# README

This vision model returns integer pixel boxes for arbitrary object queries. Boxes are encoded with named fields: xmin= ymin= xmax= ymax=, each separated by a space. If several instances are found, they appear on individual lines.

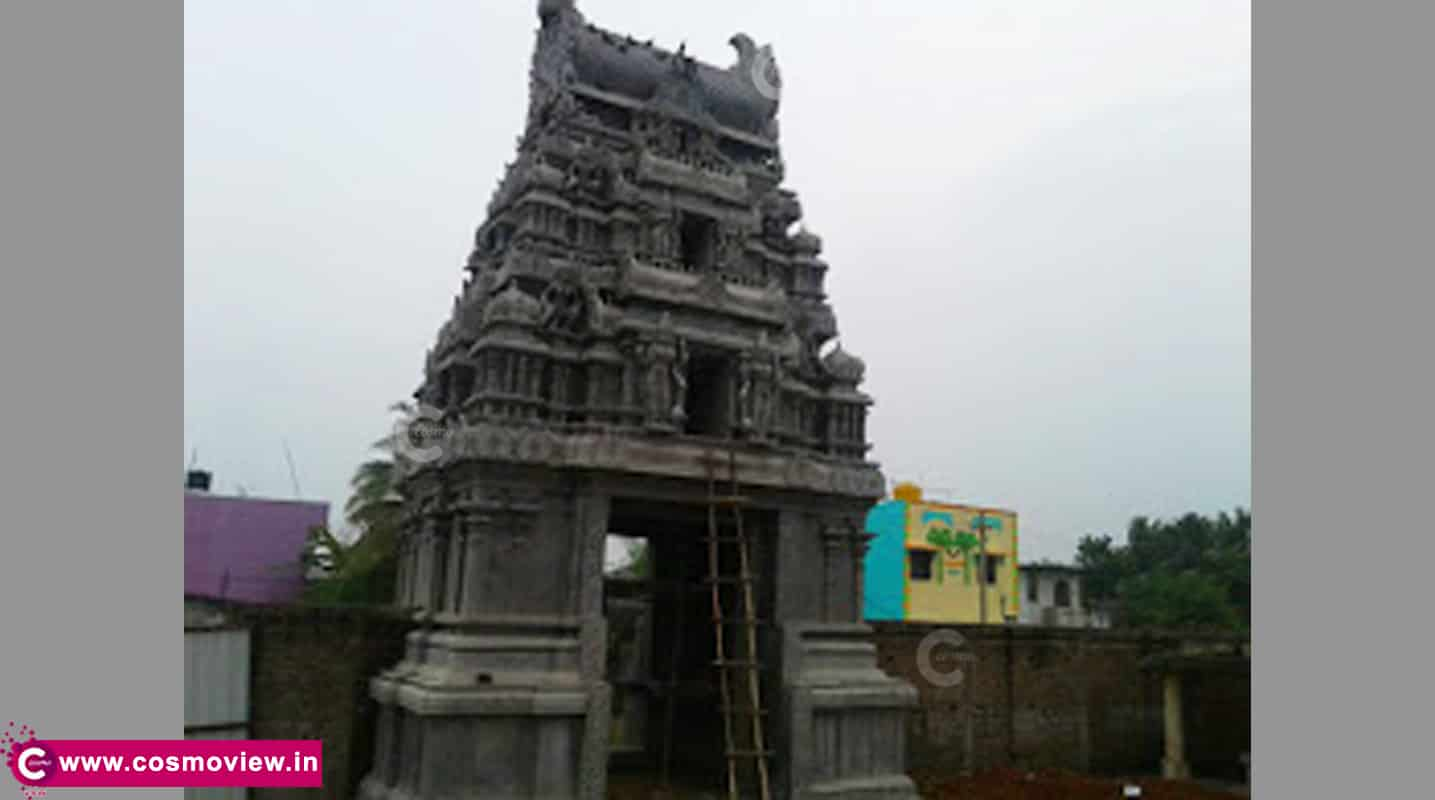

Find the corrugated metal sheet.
xmin=184 ymin=628 xmax=250 ymax=731
xmin=184 ymin=628 xmax=251 ymax=800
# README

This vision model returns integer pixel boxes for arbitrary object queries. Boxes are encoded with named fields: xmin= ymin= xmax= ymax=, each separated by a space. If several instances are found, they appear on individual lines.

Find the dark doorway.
xmin=603 ymin=498 xmax=777 ymax=795
xmin=679 ymin=212 xmax=716 ymax=272
xmin=683 ymin=352 xmax=733 ymax=437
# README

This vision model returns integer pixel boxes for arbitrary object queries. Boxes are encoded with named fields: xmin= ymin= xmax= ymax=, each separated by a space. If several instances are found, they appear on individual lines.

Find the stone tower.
xmin=358 ymin=2 xmax=920 ymax=797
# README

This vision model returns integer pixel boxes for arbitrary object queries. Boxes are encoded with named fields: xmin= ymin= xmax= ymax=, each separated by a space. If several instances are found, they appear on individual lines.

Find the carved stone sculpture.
xmin=670 ymin=337 xmax=689 ymax=426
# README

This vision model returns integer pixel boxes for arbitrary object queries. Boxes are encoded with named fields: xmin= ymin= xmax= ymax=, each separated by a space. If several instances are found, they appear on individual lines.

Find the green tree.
xmin=607 ymin=538 xmax=651 ymax=580
xmin=300 ymin=405 xmax=409 ymax=605
xmin=1120 ymin=571 xmax=1240 ymax=630
xmin=1076 ymin=508 xmax=1250 ymax=632
xmin=300 ymin=521 xmax=398 ymax=605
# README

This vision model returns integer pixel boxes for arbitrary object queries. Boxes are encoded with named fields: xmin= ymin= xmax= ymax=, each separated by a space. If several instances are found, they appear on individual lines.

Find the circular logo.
xmin=391 ymin=404 xmax=447 ymax=464
xmin=915 ymin=628 xmax=968 ymax=688
xmin=11 ymin=742 xmax=57 ymax=786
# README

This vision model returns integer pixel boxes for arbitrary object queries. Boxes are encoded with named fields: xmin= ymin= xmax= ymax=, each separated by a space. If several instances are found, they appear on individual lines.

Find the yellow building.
xmin=863 ymin=483 xmax=1019 ymax=624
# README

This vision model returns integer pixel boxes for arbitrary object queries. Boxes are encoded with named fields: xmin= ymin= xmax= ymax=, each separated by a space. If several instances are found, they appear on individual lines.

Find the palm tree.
xmin=345 ymin=458 xmax=399 ymax=533
xmin=301 ymin=403 xmax=411 ymax=605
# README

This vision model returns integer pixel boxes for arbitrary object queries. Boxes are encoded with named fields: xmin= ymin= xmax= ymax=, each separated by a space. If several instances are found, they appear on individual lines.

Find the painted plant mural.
xmin=922 ymin=511 xmax=1004 ymax=584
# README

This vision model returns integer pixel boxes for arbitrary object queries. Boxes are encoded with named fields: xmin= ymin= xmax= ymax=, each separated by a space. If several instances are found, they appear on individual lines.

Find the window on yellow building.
xmin=908 ymin=549 xmax=935 ymax=581
xmin=983 ymin=556 xmax=1003 ymax=585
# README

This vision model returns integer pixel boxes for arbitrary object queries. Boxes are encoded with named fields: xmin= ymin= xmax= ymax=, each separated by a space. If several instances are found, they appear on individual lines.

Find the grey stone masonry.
xmin=358 ymin=2 xmax=919 ymax=798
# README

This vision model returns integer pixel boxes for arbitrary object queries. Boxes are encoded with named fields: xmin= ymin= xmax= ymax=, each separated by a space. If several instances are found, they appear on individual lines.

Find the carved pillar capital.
xmin=472 ymin=493 xmax=542 ymax=552
xmin=820 ymin=517 xmax=853 ymax=550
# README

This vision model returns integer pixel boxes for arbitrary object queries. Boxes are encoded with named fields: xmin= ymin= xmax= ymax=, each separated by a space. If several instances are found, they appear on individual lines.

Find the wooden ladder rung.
xmin=702 ymin=576 xmax=755 ymax=585
xmin=647 ymin=580 xmax=764 ymax=594
xmin=719 ymin=706 xmax=769 ymax=716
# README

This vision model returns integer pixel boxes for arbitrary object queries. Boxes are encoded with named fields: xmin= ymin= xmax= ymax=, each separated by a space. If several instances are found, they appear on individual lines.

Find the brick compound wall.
xmin=223 ymin=610 xmax=1247 ymax=793
xmin=225 ymin=605 xmax=416 ymax=800
xmin=870 ymin=623 xmax=1251 ymax=782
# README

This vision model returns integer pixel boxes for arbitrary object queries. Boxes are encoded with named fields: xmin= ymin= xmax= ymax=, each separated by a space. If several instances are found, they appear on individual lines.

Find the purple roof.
xmin=184 ymin=492 xmax=329 ymax=605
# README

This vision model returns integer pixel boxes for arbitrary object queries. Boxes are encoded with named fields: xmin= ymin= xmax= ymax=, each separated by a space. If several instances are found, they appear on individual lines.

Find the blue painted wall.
xmin=863 ymin=499 xmax=908 ymax=621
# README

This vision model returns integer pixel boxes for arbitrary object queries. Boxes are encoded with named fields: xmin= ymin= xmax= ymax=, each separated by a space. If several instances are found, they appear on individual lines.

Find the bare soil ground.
xmin=913 ymin=768 xmax=1249 ymax=800
xmin=608 ymin=769 xmax=1250 ymax=799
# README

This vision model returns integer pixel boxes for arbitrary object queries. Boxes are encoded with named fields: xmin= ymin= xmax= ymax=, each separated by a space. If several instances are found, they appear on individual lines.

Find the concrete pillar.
xmin=1161 ymin=672 xmax=1190 ymax=779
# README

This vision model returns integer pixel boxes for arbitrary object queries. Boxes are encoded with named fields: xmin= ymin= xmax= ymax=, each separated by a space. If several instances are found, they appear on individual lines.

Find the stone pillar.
xmin=775 ymin=507 xmax=920 ymax=800
xmin=777 ymin=622 xmax=920 ymax=800
xmin=428 ymin=513 xmax=449 ymax=614
xmin=412 ymin=517 xmax=434 ymax=614
xmin=459 ymin=511 xmax=488 ymax=615
xmin=444 ymin=515 xmax=467 ymax=613
xmin=406 ymin=536 xmax=421 ymax=609
xmin=358 ymin=483 xmax=610 ymax=800
xmin=394 ymin=536 xmax=410 ymax=608
xmin=1162 ymin=672 xmax=1191 ymax=779
xmin=851 ymin=529 xmax=874 ymax=624
xmin=573 ymin=489 xmax=612 ymax=797
xmin=821 ymin=521 xmax=845 ymax=622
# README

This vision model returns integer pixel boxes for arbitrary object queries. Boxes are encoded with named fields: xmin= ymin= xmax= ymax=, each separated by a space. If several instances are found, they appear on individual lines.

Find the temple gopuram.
xmin=359 ymin=2 xmax=920 ymax=797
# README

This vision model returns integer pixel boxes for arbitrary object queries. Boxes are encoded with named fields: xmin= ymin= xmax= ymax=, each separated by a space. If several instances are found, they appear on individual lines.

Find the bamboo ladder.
xmin=703 ymin=446 xmax=772 ymax=800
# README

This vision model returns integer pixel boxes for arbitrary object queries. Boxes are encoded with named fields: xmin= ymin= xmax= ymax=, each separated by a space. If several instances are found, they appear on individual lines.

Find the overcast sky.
xmin=184 ymin=0 xmax=1249 ymax=563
